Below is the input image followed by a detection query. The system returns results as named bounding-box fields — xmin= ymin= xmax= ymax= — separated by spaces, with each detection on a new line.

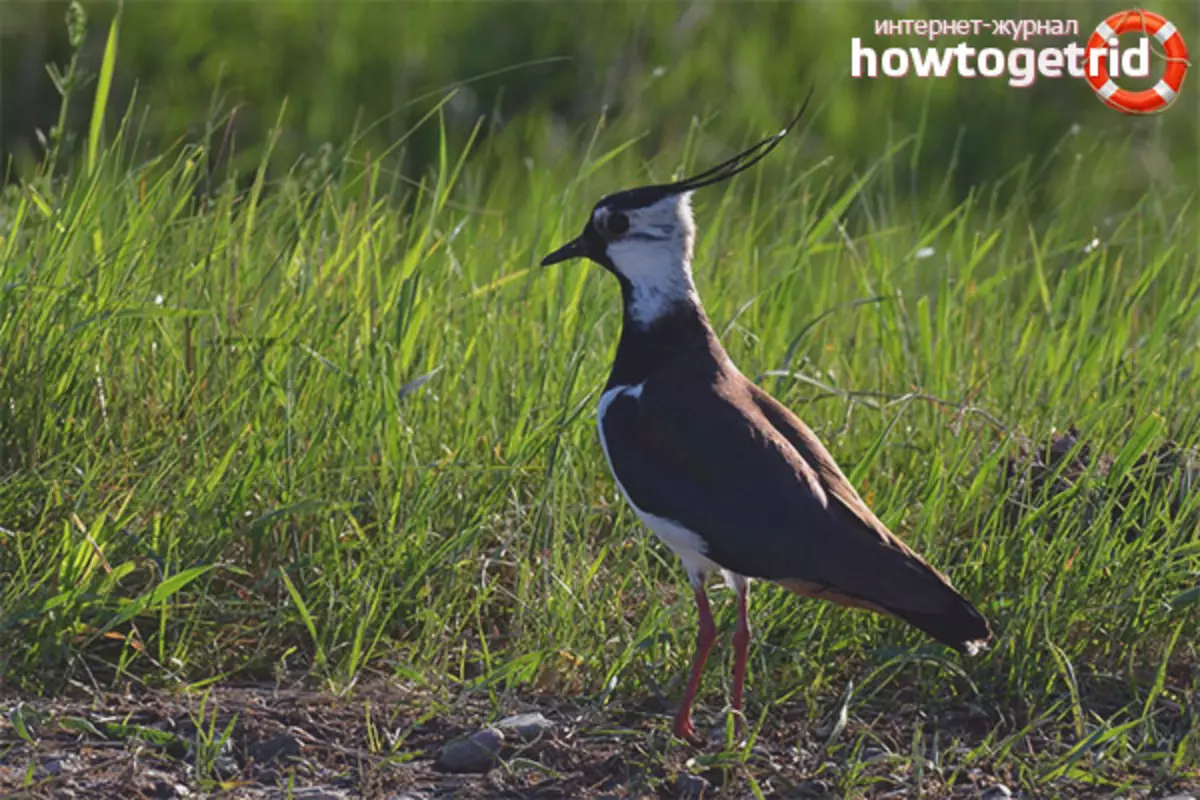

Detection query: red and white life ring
xmin=1085 ymin=10 xmax=1190 ymax=114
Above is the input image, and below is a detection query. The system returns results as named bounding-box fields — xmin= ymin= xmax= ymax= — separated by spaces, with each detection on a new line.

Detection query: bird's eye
xmin=603 ymin=211 xmax=629 ymax=237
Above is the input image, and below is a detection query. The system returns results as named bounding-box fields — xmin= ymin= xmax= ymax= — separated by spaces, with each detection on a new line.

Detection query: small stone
xmin=249 ymin=733 xmax=303 ymax=763
xmin=149 ymin=781 xmax=191 ymax=799
xmin=863 ymin=746 xmax=888 ymax=762
xmin=741 ymin=743 xmax=772 ymax=764
xmin=494 ymin=712 xmax=553 ymax=743
xmin=1156 ymin=795 xmax=1197 ymax=800
xmin=213 ymin=753 xmax=240 ymax=780
xmin=434 ymin=727 xmax=505 ymax=774
xmin=981 ymin=786 xmax=1013 ymax=800
xmin=675 ymin=772 xmax=711 ymax=799
xmin=797 ymin=779 xmax=835 ymax=798
xmin=39 ymin=757 xmax=64 ymax=776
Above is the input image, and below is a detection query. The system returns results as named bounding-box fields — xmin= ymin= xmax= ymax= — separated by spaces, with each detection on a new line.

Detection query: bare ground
xmin=2 ymin=680 xmax=1198 ymax=799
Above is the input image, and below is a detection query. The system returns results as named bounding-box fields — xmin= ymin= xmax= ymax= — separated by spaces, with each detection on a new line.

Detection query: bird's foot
xmin=672 ymin=713 xmax=704 ymax=745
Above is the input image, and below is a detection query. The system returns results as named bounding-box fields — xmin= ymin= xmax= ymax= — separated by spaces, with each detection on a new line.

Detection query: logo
xmin=1084 ymin=10 xmax=1189 ymax=114
xmin=853 ymin=10 xmax=1190 ymax=115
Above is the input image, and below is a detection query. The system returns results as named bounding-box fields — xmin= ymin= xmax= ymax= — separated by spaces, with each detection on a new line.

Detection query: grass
xmin=1 ymin=23 xmax=1199 ymax=798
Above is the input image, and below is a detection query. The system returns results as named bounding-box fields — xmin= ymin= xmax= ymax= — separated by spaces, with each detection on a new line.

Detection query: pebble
xmin=149 ymin=778 xmax=191 ymax=799
xmin=1156 ymin=795 xmax=1197 ymax=800
xmin=213 ymin=753 xmax=240 ymax=780
xmin=862 ymin=746 xmax=888 ymax=762
xmin=266 ymin=791 xmax=345 ymax=800
xmin=796 ymin=779 xmax=835 ymax=797
xmin=249 ymin=733 xmax=303 ymax=763
xmin=675 ymin=772 xmax=711 ymax=799
xmin=434 ymin=727 xmax=505 ymax=774
xmin=494 ymin=712 xmax=554 ymax=743
xmin=981 ymin=785 xmax=1013 ymax=800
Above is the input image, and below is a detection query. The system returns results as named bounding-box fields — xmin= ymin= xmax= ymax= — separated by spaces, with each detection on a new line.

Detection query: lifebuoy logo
xmin=853 ymin=10 xmax=1190 ymax=115
xmin=1085 ymin=11 xmax=1188 ymax=113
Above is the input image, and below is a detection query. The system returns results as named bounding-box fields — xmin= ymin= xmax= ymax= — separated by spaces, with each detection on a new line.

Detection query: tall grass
xmin=1 ymin=19 xmax=1198 ymax=789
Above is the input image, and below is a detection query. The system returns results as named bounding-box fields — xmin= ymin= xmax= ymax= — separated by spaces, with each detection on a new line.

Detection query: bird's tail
xmin=882 ymin=591 xmax=991 ymax=655
xmin=778 ymin=561 xmax=992 ymax=655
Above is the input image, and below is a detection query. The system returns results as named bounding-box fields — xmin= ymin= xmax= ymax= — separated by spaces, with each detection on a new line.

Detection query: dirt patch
xmin=2 ymin=681 xmax=1196 ymax=798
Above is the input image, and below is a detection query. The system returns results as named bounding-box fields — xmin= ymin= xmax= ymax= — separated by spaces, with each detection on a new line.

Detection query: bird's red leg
xmin=730 ymin=580 xmax=751 ymax=735
xmin=673 ymin=581 xmax=716 ymax=743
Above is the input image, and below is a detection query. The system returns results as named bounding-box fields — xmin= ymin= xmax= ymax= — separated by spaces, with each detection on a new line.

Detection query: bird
xmin=539 ymin=95 xmax=992 ymax=744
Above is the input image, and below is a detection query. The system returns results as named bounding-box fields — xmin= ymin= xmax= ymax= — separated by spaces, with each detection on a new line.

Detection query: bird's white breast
xmin=596 ymin=383 xmax=724 ymax=584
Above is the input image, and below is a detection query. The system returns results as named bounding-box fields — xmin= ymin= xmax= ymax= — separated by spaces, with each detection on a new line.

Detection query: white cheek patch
xmin=609 ymin=239 xmax=698 ymax=324
xmin=605 ymin=195 xmax=698 ymax=327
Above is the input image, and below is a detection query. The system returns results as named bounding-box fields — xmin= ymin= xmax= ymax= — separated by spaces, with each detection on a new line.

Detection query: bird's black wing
xmin=600 ymin=364 xmax=991 ymax=651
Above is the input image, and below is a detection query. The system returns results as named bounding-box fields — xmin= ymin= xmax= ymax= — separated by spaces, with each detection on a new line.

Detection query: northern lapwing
xmin=540 ymin=97 xmax=992 ymax=743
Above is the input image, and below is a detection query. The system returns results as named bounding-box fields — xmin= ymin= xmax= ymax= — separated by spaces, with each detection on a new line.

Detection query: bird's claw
xmin=672 ymin=716 xmax=704 ymax=745
xmin=673 ymin=710 xmax=747 ymax=745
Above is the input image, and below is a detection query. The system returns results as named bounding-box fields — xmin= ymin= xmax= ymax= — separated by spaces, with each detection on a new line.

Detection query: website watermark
xmin=872 ymin=18 xmax=1079 ymax=41
xmin=851 ymin=11 xmax=1190 ymax=114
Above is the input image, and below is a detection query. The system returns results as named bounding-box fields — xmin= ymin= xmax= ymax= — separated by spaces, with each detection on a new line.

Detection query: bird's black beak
xmin=540 ymin=236 xmax=585 ymax=267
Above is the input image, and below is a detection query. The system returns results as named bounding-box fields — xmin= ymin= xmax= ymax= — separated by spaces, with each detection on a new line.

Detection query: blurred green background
xmin=3 ymin=0 xmax=1197 ymax=209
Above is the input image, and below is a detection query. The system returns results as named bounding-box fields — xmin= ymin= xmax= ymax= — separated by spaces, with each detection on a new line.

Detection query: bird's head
xmin=541 ymin=91 xmax=813 ymax=327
